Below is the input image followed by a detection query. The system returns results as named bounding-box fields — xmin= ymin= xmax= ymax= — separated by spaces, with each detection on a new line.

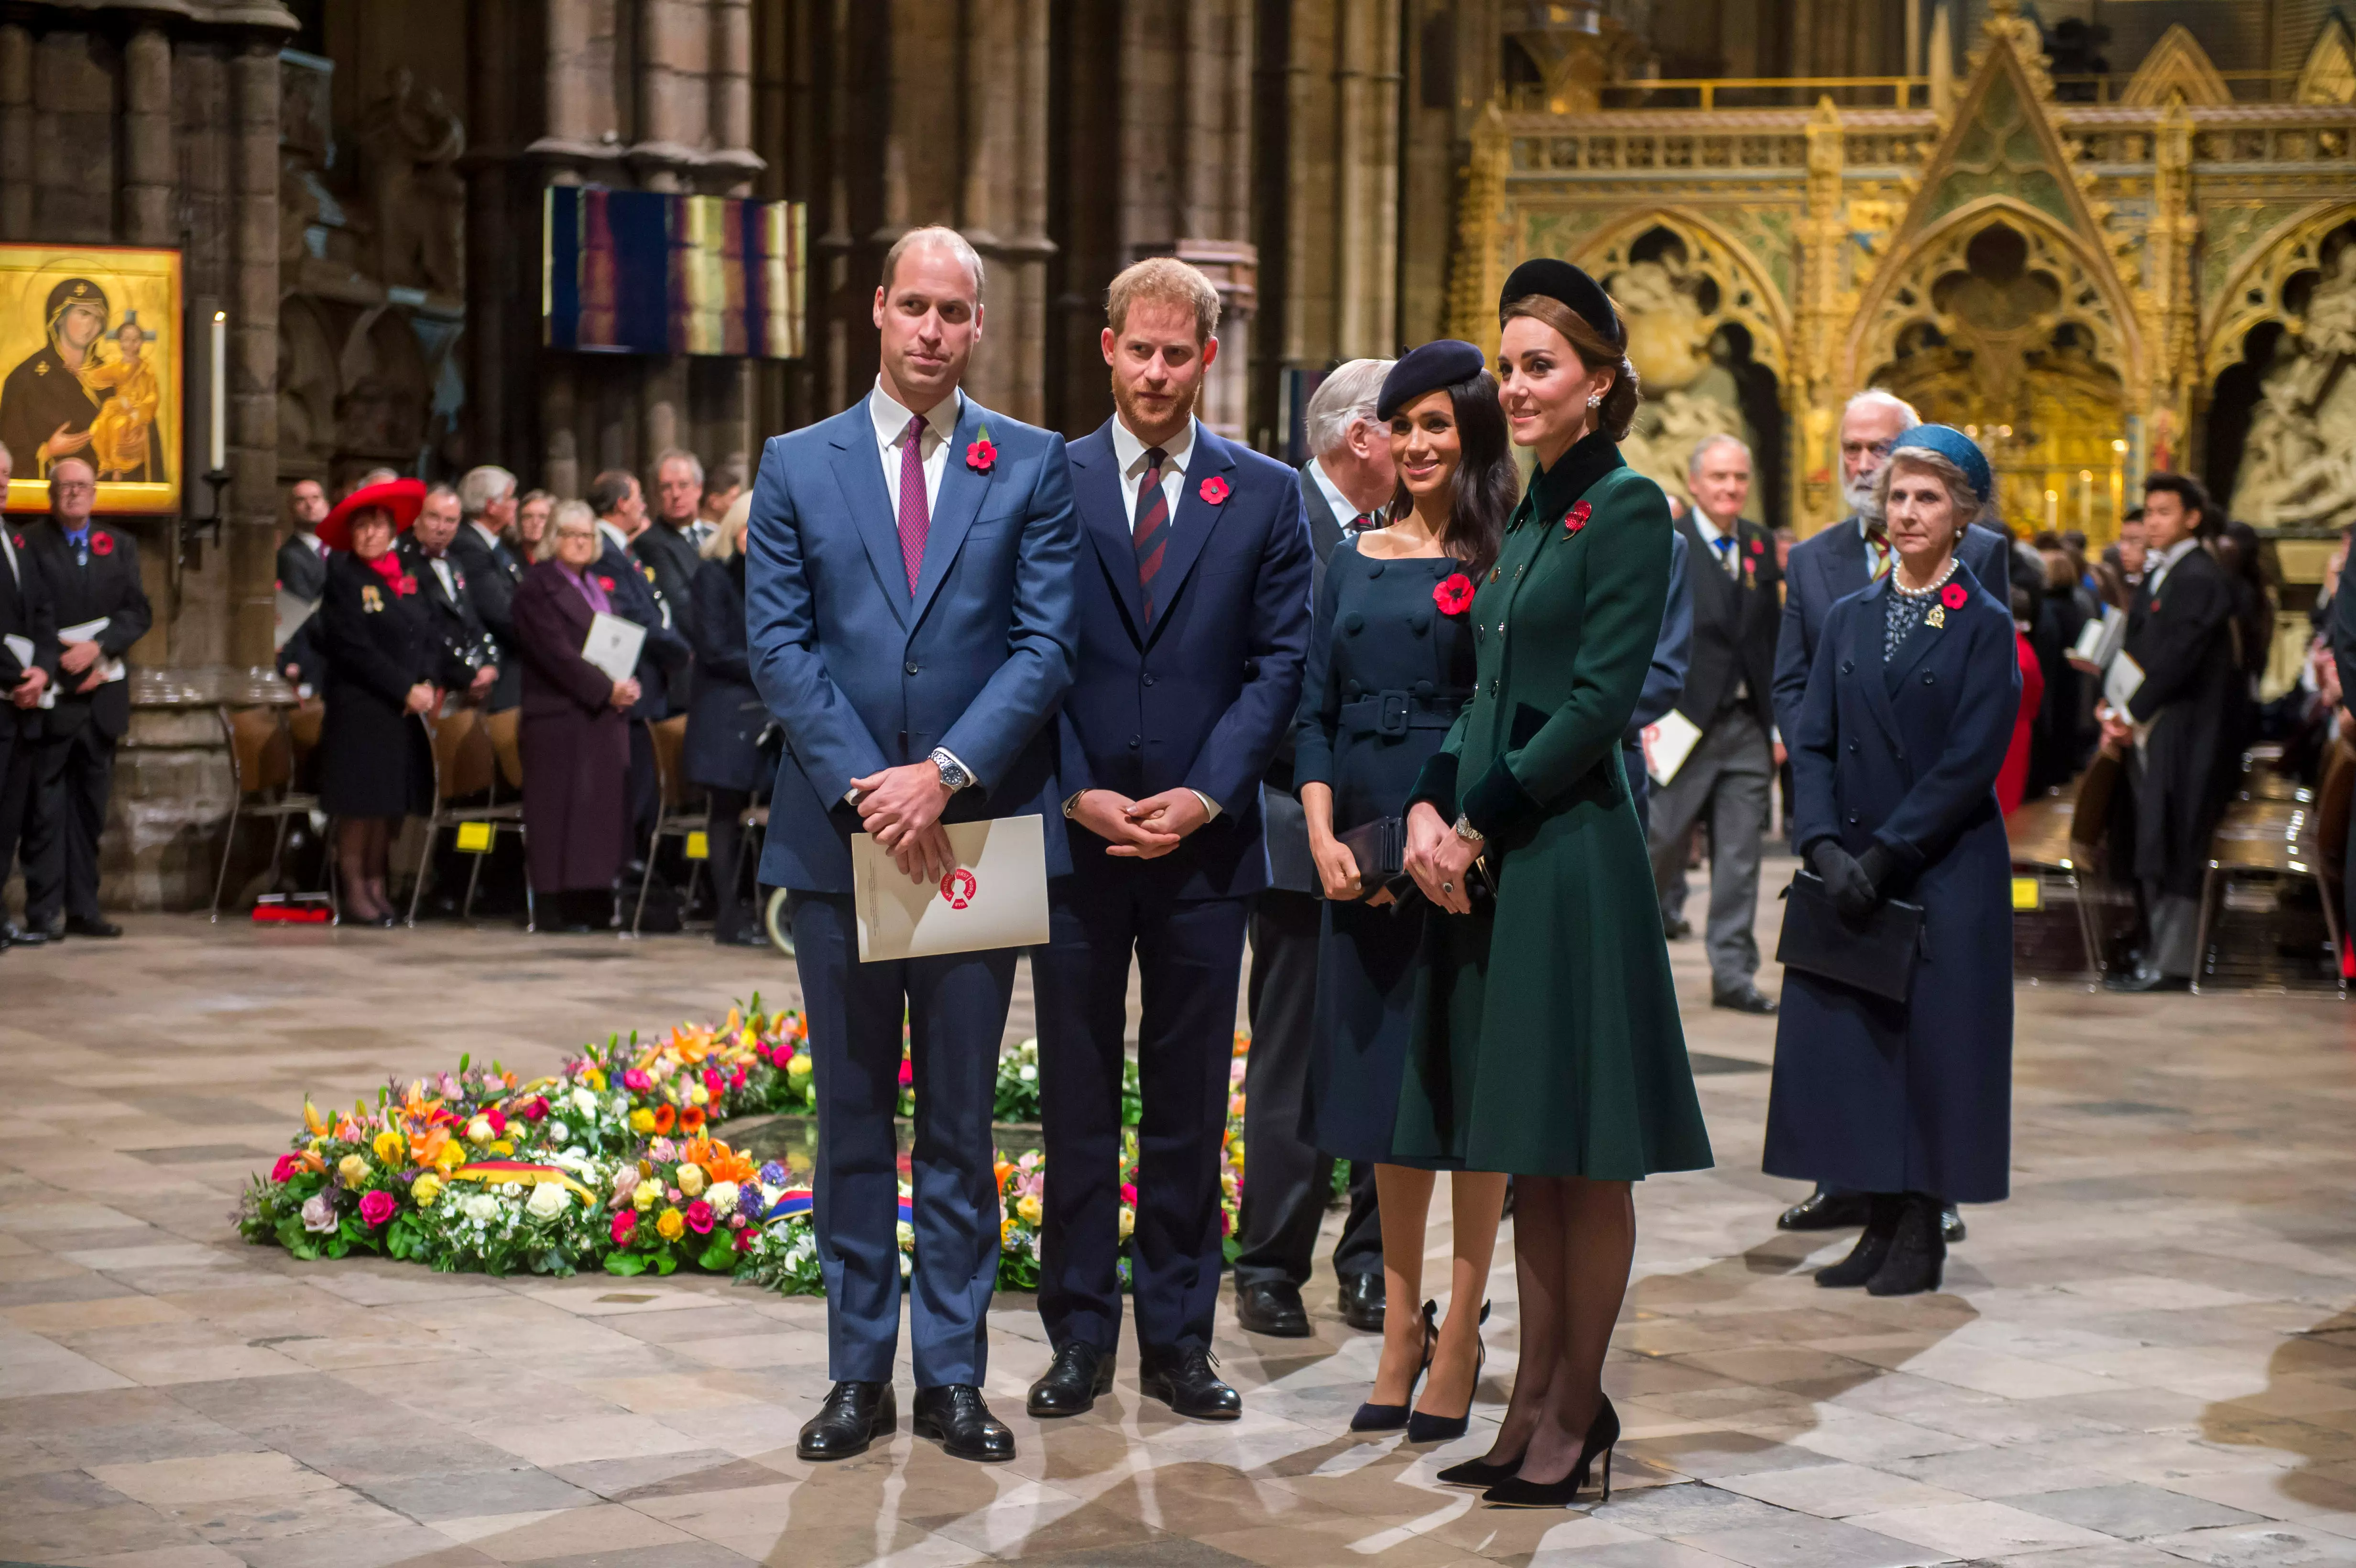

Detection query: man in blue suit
xmin=1770 ymin=387 xmax=1988 ymax=1243
xmin=745 ymin=227 xmax=1079 ymax=1465
xmin=1024 ymin=259 xmax=1312 ymax=1424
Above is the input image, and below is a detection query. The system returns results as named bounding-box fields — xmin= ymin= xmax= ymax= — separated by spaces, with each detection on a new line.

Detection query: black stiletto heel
xmin=1481 ymin=1395 xmax=1620 ymax=1508
xmin=1436 ymin=1449 xmax=1525 ymax=1487
xmin=1351 ymin=1298 xmax=1439 ymax=1431
xmin=1406 ymin=1300 xmax=1490 ymax=1443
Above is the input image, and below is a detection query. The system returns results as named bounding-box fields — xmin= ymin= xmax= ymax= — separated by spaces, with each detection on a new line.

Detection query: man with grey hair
xmin=1769 ymin=387 xmax=1993 ymax=1242
xmin=1232 ymin=356 xmax=1395 ymax=1340
xmin=1650 ymin=432 xmax=1781 ymax=1014
xmin=638 ymin=448 xmax=709 ymax=711
xmin=452 ymin=465 xmax=524 ymax=712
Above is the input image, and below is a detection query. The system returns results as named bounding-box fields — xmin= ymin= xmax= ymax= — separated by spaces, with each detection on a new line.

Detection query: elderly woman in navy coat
xmin=685 ymin=493 xmax=772 ymax=947
xmin=1763 ymin=424 xmax=2018 ymax=1297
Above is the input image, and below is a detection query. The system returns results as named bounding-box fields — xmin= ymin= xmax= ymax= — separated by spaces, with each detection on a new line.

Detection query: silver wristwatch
xmin=1452 ymin=812 xmax=1483 ymax=844
xmin=928 ymin=747 xmax=972 ymax=793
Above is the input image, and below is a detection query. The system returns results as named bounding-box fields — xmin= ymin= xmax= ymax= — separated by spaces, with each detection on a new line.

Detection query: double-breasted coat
xmin=1395 ymin=431 xmax=1712 ymax=1178
xmin=510 ymin=561 xmax=632 ymax=894
xmin=1763 ymin=562 xmax=2018 ymax=1204
xmin=2120 ymin=546 xmax=2243 ymax=900
xmin=315 ymin=550 xmax=436 ymax=819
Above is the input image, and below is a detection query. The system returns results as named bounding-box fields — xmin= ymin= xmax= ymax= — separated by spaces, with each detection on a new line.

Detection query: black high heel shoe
xmin=1405 ymin=1300 xmax=1490 ymax=1443
xmin=1350 ymin=1298 xmax=1438 ymax=1431
xmin=1482 ymin=1394 xmax=1620 ymax=1508
xmin=1435 ymin=1449 xmax=1525 ymax=1487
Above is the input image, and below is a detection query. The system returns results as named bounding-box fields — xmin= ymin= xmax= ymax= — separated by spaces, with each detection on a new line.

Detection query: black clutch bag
xmin=1775 ymin=870 xmax=1923 ymax=1004
xmin=1337 ymin=817 xmax=1404 ymax=885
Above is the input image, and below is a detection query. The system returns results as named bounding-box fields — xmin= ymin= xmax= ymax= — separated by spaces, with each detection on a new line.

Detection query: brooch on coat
xmin=1925 ymin=579 xmax=1968 ymax=629
xmin=361 ymin=584 xmax=384 ymax=613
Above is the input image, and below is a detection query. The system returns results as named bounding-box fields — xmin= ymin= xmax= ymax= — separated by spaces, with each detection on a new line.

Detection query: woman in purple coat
xmin=510 ymin=501 xmax=639 ymax=932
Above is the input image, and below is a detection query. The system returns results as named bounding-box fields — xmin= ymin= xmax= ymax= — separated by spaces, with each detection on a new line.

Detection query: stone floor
xmin=3 ymin=873 xmax=2356 ymax=1568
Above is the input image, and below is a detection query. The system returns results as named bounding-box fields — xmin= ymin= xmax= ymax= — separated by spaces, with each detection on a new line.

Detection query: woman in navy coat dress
xmin=1764 ymin=424 xmax=2018 ymax=1296
xmin=1295 ymin=341 xmax=1512 ymax=1442
xmin=684 ymin=494 xmax=773 ymax=947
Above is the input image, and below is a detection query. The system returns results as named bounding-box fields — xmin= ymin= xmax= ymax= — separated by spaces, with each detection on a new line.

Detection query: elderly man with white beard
xmin=1767 ymin=388 xmax=2004 ymax=1243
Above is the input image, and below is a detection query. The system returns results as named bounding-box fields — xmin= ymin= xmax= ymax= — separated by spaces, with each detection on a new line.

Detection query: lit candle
xmin=210 ymin=310 xmax=226 ymax=473
xmin=2045 ymin=488 xmax=2058 ymax=532
xmin=2078 ymin=469 xmax=2092 ymax=534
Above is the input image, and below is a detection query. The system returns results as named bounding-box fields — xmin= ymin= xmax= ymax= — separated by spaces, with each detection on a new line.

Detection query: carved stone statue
xmin=2232 ymin=247 xmax=2356 ymax=526
xmin=358 ymin=68 xmax=467 ymax=295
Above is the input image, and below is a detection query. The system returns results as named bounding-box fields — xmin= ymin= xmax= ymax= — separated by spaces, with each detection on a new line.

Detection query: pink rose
xmin=358 ymin=1190 xmax=397 ymax=1227
xmin=1119 ymin=1183 xmax=1138 ymax=1207
xmin=704 ymin=1069 xmax=724 ymax=1097
xmin=733 ymin=1227 xmax=756 ymax=1252
xmin=270 ymin=1154 xmax=301 ymax=1183
xmin=485 ymin=1108 xmax=508 ymax=1136
xmin=622 ymin=1068 xmax=652 ymax=1092
xmin=518 ymin=1096 xmax=548 ymax=1122
xmin=611 ymin=1210 xmax=637 ymax=1245
xmin=685 ymin=1199 xmax=715 ymax=1235
xmin=730 ymin=1067 xmax=747 ymax=1090
xmin=896 ymin=1057 xmax=914 ymax=1088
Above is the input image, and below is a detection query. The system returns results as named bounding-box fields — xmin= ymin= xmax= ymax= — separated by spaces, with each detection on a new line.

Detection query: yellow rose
xmin=628 ymin=1108 xmax=656 ymax=1134
xmin=411 ymin=1173 xmax=444 ymax=1208
xmin=655 ymin=1208 xmax=685 ymax=1241
xmin=1016 ymin=1194 xmax=1042 ymax=1226
xmin=372 ymin=1131 xmax=405 ymax=1166
xmin=436 ymin=1140 xmax=468 ymax=1171
xmin=786 ymin=1053 xmax=813 ymax=1079
xmin=1001 ymin=1216 xmax=1018 ymax=1245
xmin=687 ymin=1084 xmax=710 ymax=1107
xmin=1118 ymin=1206 xmax=1134 ymax=1242
xmin=337 ymin=1154 xmax=370 ymax=1186
xmin=583 ymin=1067 xmax=607 ymax=1092
xmin=676 ymin=1164 xmax=707 ymax=1197
xmin=633 ymin=1182 xmax=659 ymax=1211
xmin=465 ymin=1116 xmax=494 ymax=1143
xmin=489 ymin=1141 xmax=513 ymax=1156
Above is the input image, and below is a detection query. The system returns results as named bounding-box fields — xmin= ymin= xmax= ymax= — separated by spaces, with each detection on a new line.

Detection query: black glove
xmin=1810 ymin=839 xmax=1880 ymax=922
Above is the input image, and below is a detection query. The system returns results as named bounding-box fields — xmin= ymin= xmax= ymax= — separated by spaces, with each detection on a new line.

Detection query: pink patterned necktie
xmin=896 ymin=413 xmax=929 ymax=594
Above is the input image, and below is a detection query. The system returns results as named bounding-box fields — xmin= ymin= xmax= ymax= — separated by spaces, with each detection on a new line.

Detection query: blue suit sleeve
xmin=1873 ymin=604 xmax=2019 ymax=869
xmin=1789 ymin=601 xmax=1844 ymax=858
xmin=1292 ymin=549 xmax=1345 ymax=792
xmin=1628 ymin=529 xmax=1691 ymax=736
xmin=1772 ymin=550 xmax=1816 ymax=742
xmin=1182 ymin=475 xmax=1314 ymax=815
xmin=937 ymin=436 xmax=1080 ymax=794
xmin=745 ymin=436 xmax=893 ymax=799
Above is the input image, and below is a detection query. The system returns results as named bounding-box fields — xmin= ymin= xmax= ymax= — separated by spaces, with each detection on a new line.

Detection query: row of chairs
xmin=208 ymin=702 xmax=761 ymax=939
xmin=2007 ymin=740 xmax=2350 ymax=993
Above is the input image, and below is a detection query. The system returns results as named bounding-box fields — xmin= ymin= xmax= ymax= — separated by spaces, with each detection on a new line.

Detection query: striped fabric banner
xmin=543 ymin=186 xmax=806 ymax=359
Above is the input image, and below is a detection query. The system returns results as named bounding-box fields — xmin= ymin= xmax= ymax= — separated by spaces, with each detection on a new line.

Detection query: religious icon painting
xmin=0 ymin=244 xmax=183 ymax=515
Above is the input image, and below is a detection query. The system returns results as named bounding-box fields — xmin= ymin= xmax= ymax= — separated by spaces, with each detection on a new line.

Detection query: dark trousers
xmin=1034 ymin=872 xmax=1248 ymax=1356
xmin=789 ymin=892 xmax=1012 ymax=1387
xmin=26 ymin=722 xmax=113 ymax=925
xmin=706 ymin=786 xmax=753 ymax=940
xmin=1234 ymin=887 xmax=1379 ymax=1290
xmin=626 ymin=721 xmax=659 ymax=854
xmin=0 ymin=724 xmax=33 ymax=901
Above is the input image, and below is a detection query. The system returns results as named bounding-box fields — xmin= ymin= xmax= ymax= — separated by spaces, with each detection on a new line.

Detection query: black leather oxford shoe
xmin=1138 ymin=1345 xmax=1241 ymax=1420
xmin=1777 ymin=1187 xmax=1872 ymax=1231
xmin=913 ymin=1383 xmax=1015 ymax=1461
xmin=1711 ymin=982 xmax=1777 ymax=1014
xmin=1026 ymin=1342 xmax=1113 ymax=1418
xmin=1235 ymin=1280 xmax=1310 ymax=1337
xmin=1336 ymin=1271 xmax=1385 ymax=1331
xmin=797 ymin=1380 xmax=894 ymax=1461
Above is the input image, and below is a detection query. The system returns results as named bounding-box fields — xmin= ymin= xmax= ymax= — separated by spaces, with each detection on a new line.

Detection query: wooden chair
xmin=2192 ymin=753 xmax=2342 ymax=994
xmin=405 ymin=707 xmax=533 ymax=929
xmin=208 ymin=704 xmax=323 ymax=921
xmin=631 ymin=714 xmax=708 ymax=936
xmin=2006 ymin=753 xmax=2137 ymax=981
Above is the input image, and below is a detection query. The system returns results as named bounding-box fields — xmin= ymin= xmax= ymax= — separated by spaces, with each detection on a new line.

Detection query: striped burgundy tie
xmin=896 ymin=414 xmax=929 ymax=595
xmin=1133 ymin=446 xmax=1170 ymax=622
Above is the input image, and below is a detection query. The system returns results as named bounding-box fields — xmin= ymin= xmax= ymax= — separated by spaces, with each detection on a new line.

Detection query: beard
xmin=1111 ymin=373 xmax=1199 ymax=439
xmin=1842 ymin=465 xmax=1883 ymax=519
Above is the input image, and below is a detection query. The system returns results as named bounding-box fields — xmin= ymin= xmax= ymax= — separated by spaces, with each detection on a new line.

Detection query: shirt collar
xmin=2147 ymin=536 xmax=2200 ymax=584
xmin=1692 ymin=510 xmax=1738 ymax=548
xmin=468 ymin=521 xmax=503 ymax=550
xmin=869 ymin=379 xmax=963 ymax=451
xmin=597 ymin=518 xmax=631 ymax=555
xmin=1307 ymin=457 xmax=1364 ymax=526
xmin=1110 ymin=414 xmax=1199 ymax=481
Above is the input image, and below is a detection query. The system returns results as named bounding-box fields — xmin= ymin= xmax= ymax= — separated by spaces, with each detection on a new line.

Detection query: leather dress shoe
xmin=1138 ymin=1345 xmax=1241 ymax=1420
xmin=1336 ymin=1270 xmax=1385 ymax=1331
xmin=1662 ymin=912 xmax=1692 ymax=940
xmin=1235 ymin=1280 xmax=1310 ymax=1337
xmin=715 ymin=926 xmax=771 ymax=948
xmin=2104 ymin=969 xmax=2190 ymax=993
xmin=1778 ymin=1187 xmax=1872 ymax=1230
xmin=0 ymin=921 xmax=40 ymax=947
xmin=912 ymin=1383 xmax=1014 ymax=1461
xmin=63 ymin=915 xmax=122 ymax=938
xmin=1027 ymin=1342 xmax=1114 ymax=1417
xmin=797 ymin=1380 xmax=895 ymax=1461
xmin=1712 ymin=982 xmax=1777 ymax=1014
xmin=1941 ymin=1203 xmax=1966 ymax=1244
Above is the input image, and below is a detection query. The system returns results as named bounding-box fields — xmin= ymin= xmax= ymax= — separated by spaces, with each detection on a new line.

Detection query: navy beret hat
xmin=1376 ymin=339 xmax=1487 ymax=422
xmin=1499 ymin=258 xmax=1625 ymax=350
xmin=1887 ymin=424 xmax=1993 ymax=505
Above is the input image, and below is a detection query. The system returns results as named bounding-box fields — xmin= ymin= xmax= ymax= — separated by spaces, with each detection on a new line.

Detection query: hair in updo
xmin=1500 ymin=295 xmax=1642 ymax=442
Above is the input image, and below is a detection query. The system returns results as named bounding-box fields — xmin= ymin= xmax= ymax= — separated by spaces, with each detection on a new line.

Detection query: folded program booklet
xmin=852 ymin=814 xmax=1050 ymax=961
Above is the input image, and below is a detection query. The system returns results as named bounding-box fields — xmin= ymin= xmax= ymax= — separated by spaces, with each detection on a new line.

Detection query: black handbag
xmin=1775 ymin=870 xmax=1923 ymax=1004
xmin=1337 ymin=817 xmax=1404 ymax=885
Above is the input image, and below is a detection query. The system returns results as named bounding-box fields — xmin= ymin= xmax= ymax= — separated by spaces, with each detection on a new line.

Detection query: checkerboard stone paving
xmin=4 ymin=866 xmax=2356 ymax=1566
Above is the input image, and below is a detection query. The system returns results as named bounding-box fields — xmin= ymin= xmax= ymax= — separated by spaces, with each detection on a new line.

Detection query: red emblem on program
xmin=939 ymin=868 xmax=978 ymax=910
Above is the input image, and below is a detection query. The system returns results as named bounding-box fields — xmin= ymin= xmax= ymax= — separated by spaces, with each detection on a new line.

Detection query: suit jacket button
xmin=1840 ymin=660 xmax=1854 ymax=675
xmin=1128 ymin=736 xmax=1140 ymax=749
xmin=1848 ymin=813 xmax=1859 ymax=825
xmin=1921 ymin=671 xmax=1934 ymax=684
xmin=904 ymin=661 xmax=919 ymax=675
xmin=1143 ymin=674 xmax=1156 ymax=686
xmin=1846 ymin=741 xmax=1858 ymax=753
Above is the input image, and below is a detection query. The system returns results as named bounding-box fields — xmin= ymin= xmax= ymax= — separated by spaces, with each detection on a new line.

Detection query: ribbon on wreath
xmin=447 ymin=1161 xmax=600 ymax=1208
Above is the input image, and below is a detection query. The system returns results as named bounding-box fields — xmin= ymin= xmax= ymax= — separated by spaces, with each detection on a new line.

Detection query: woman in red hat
xmin=314 ymin=477 xmax=437 ymax=925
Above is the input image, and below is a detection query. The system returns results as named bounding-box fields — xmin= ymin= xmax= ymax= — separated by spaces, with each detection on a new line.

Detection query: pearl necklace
xmin=1891 ymin=556 xmax=1959 ymax=599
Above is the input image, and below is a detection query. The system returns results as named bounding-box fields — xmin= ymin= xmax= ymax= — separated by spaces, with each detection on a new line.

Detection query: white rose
xmin=571 ymin=1087 xmax=600 ymax=1117
xmin=464 ymin=1192 xmax=501 ymax=1222
xmin=1018 ymin=1063 xmax=1037 ymax=1083
xmin=706 ymin=1181 xmax=739 ymax=1217
xmin=526 ymin=1182 xmax=569 ymax=1220
xmin=545 ymin=1120 xmax=570 ymax=1144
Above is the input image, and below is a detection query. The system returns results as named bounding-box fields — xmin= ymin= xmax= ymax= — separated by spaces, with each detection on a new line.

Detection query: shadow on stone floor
xmin=2200 ymin=1305 xmax=2356 ymax=1518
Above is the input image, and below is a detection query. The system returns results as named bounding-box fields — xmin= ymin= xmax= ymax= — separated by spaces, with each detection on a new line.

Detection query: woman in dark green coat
xmin=1399 ymin=260 xmax=1711 ymax=1508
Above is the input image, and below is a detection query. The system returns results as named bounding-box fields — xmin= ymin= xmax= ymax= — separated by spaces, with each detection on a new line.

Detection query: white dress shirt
xmin=426 ymin=555 xmax=457 ymax=599
xmin=468 ymin=521 xmax=504 ymax=555
xmin=1692 ymin=511 xmax=1743 ymax=577
xmin=870 ymin=378 xmax=964 ymax=521
xmin=2144 ymin=535 xmax=2200 ymax=595
xmin=1307 ymin=456 xmax=1368 ymax=531
xmin=0 ymin=526 xmax=20 ymax=588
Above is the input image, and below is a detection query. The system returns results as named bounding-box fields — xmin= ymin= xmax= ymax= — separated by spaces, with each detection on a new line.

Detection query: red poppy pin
xmin=1749 ymin=536 xmax=1766 ymax=555
xmin=966 ymin=423 xmax=996 ymax=474
xmin=91 ymin=531 xmax=114 ymax=557
xmin=396 ymin=573 xmax=419 ymax=597
xmin=1939 ymin=581 xmax=1968 ymax=610
xmin=1433 ymin=572 xmax=1474 ymax=617
xmin=1200 ymin=475 xmax=1230 ymax=506
xmin=1562 ymin=500 xmax=1592 ymax=536
xmin=597 ymin=575 xmax=616 ymax=592
xmin=10 ymin=534 xmax=22 ymax=550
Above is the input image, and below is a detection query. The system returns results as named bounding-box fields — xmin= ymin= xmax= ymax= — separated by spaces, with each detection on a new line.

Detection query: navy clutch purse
xmin=1775 ymin=870 xmax=1922 ymax=1003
